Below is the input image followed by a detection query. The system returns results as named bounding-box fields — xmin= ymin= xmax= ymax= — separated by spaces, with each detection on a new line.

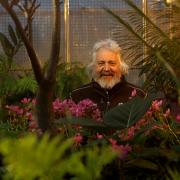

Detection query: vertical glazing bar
xmin=142 ymin=0 xmax=147 ymax=57
xmin=64 ymin=0 xmax=70 ymax=63
xmin=142 ymin=0 xmax=147 ymax=81
xmin=169 ymin=4 xmax=173 ymax=39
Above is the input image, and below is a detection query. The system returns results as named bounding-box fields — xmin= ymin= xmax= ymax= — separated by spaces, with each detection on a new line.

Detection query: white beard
xmin=94 ymin=75 xmax=121 ymax=89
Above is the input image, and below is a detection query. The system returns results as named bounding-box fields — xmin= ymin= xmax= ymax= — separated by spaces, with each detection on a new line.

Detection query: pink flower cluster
xmin=119 ymin=118 xmax=149 ymax=141
xmin=151 ymin=99 xmax=163 ymax=111
xmin=118 ymin=99 xmax=180 ymax=141
xmin=6 ymin=97 xmax=102 ymax=132
xmin=5 ymin=105 xmax=24 ymax=115
xmin=109 ymin=138 xmax=132 ymax=159
xmin=53 ymin=98 xmax=102 ymax=122
xmin=5 ymin=98 xmax=35 ymax=130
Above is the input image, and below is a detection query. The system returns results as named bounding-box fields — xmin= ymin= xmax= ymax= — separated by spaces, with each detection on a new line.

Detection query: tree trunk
xmin=36 ymin=80 xmax=55 ymax=133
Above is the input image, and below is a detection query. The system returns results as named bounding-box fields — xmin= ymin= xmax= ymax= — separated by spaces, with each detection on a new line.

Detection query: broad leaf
xmin=55 ymin=117 xmax=107 ymax=128
xmin=103 ymin=96 xmax=153 ymax=128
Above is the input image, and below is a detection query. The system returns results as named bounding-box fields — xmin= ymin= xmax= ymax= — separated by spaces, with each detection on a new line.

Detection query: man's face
xmin=93 ymin=48 xmax=121 ymax=89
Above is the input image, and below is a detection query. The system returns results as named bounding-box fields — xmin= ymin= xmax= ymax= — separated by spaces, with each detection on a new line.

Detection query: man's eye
xmin=109 ymin=62 xmax=116 ymax=65
xmin=98 ymin=62 xmax=105 ymax=65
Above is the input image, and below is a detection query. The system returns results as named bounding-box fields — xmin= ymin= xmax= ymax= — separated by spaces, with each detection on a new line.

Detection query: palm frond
xmin=105 ymin=0 xmax=180 ymax=100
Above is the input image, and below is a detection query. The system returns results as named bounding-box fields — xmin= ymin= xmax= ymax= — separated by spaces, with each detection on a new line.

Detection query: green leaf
xmin=56 ymin=117 xmax=107 ymax=128
xmin=8 ymin=24 xmax=18 ymax=45
xmin=126 ymin=158 xmax=158 ymax=170
xmin=172 ymin=145 xmax=180 ymax=153
xmin=0 ymin=72 xmax=17 ymax=96
xmin=0 ymin=134 xmax=116 ymax=180
xmin=15 ymin=75 xmax=38 ymax=94
xmin=103 ymin=96 xmax=153 ymax=129
xmin=0 ymin=32 xmax=14 ymax=57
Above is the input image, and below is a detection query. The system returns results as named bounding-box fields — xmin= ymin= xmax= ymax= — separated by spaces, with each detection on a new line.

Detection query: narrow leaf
xmin=0 ymin=32 xmax=14 ymax=57
xmin=8 ymin=24 xmax=18 ymax=45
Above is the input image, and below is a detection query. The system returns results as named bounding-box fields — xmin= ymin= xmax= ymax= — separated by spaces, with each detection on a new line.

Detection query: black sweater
xmin=71 ymin=80 xmax=146 ymax=113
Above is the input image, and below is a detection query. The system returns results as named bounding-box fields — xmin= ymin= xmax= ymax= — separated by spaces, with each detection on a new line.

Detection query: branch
xmin=45 ymin=0 xmax=61 ymax=81
xmin=0 ymin=1 xmax=43 ymax=84
xmin=9 ymin=0 xmax=20 ymax=8
xmin=17 ymin=0 xmax=40 ymax=20
xmin=17 ymin=0 xmax=40 ymax=43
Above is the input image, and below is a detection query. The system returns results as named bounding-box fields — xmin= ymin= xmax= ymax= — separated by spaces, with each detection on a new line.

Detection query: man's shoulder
xmin=70 ymin=82 xmax=95 ymax=103
xmin=71 ymin=82 xmax=94 ymax=93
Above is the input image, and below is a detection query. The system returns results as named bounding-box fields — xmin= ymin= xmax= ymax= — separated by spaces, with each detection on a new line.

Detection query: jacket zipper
xmin=106 ymin=90 xmax=110 ymax=111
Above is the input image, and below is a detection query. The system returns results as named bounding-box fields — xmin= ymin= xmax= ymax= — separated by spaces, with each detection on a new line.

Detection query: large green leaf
xmin=0 ymin=32 xmax=14 ymax=57
xmin=55 ymin=117 xmax=107 ymax=128
xmin=126 ymin=158 xmax=159 ymax=170
xmin=103 ymin=96 xmax=153 ymax=128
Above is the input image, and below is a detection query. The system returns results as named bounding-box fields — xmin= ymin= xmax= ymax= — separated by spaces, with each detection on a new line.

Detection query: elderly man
xmin=71 ymin=39 xmax=146 ymax=113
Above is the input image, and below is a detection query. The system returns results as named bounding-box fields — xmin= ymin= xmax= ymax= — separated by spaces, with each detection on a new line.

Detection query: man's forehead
xmin=96 ymin=59 xmax=118 ymax=62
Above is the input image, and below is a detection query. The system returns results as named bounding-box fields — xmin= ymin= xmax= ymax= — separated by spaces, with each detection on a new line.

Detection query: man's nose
xmin=104 ymin=63 xmax=110 ymax=71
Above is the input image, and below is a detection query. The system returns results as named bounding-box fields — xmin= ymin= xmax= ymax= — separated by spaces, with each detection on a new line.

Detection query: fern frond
xmin=15 ymin=75 xmax=38 ymax=94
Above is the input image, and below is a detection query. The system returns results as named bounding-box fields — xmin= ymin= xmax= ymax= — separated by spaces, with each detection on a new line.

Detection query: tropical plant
xmin=56 ymin=98 xmax=180 ymax=179
xmin=106 ymin=0 xmax=180 ymax=103
xmin=2 ymin=91 xmax=180 ymax=179
xmin=0 ymin=26 xmax=39 ymax=123
xmin=55 ymin=62 xmax=89 ymax=99
xmin=0 ymin=133 xmax=116 ymax=180
xmin=0 ymin=24 xmax=23 ymax=105
xmin=0 ymin=0 xmax=61 ymax=133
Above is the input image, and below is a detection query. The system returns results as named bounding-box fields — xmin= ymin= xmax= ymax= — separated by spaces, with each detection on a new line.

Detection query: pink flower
xmin=131 ymin=89 xmax=137 ymax=97
xmin=6 ymin=105 xmax=24 ymax=115
xmin=52 ymin=98 xmax=62 ymax=111
xmin=76 ymin=99 xmax=102 ymax=121
xmin=109 ymin=138 xmax=117 ymax=146
xmin=152 ymin=100 xmax=163 ymax=111
xmin=25 ymin=112 xmax=33 ymax=121
xmin=32 ymin=99 xmax=36 ymax=105
xmin=146 ymin=110 xmax=153 ymax=117
xmin=21 ymin=98 xmax=31 ymax=104
xmin=176 ymin=114 xmax=180 ymax=123
xmin=28 ymin=120 xmax=38 ymax=129
xmin=163 ymin=108 xmax=170 ymax=118
xmin=111 ymin=144 xmax=132 ymax=160
xmin=96 ymin=133 xmax=103 ymax=139
xmin=119 ymin=127 xmax=135 ymax=141
xmin=73 ymin=133 xmax=83 ymax=144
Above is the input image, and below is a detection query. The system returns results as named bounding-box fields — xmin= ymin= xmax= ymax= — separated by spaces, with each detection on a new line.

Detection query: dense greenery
xmin=0 ymin=0 xmax=180 ymax=179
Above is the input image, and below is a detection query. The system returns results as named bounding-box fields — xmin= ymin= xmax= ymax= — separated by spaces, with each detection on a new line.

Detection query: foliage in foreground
xmin=1 ymin=93 xmax=180 ymax=179
xmin=0 ymin=134 xmax=116 ymax=180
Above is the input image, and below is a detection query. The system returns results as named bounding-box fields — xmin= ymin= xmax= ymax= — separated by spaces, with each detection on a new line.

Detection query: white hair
xmin=87 ymin=39 xmax=129 ymax=78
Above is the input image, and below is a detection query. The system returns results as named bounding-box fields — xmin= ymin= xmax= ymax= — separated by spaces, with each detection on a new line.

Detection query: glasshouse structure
xmin=0 ymin=0 xmax=179 ymax=179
